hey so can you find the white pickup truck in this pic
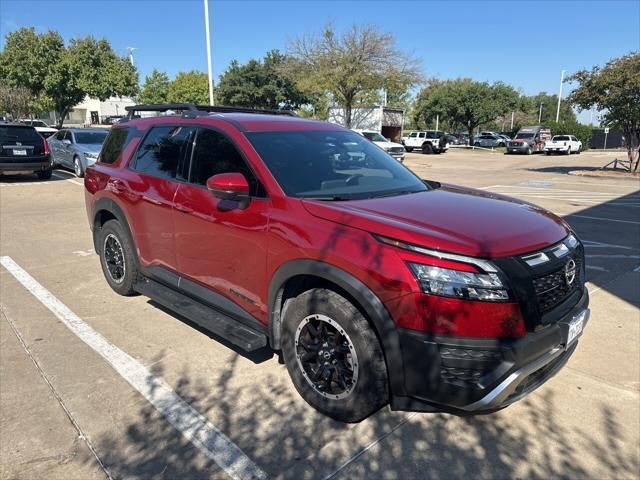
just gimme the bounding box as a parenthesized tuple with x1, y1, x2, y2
(401, 130, 448, 154)
(544, 135, 582, 155)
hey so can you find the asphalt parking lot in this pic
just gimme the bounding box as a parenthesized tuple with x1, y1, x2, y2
(1, 148, 638, 479)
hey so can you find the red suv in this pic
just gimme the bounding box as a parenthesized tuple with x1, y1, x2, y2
(84, 104, 589, 422)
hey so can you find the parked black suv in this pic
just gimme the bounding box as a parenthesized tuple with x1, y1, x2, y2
(0, 124, 52, 179)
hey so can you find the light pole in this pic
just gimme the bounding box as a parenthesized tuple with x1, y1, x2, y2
(510, 111, 514, 130)
(203, 0, 214, 105)
(555, 70, 565, 123)
(538, 103, 543, 123)
(126, 47, 137, 66)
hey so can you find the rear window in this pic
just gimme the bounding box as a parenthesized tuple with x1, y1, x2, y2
(99, 127, 136, 165)
(75, 130, 108, 145)
(554, 135, 570, 141)
(0, 126, 42, 143)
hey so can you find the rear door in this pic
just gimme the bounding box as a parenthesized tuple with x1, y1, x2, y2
(172, 126, 270, 320)
(124, 125, 196, 272)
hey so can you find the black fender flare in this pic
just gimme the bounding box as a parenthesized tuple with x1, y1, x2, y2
(92, 198, 136, 254)
(268, 259, 407, 396)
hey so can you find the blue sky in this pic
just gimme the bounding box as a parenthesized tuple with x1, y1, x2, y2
(1, 0, 639, 123)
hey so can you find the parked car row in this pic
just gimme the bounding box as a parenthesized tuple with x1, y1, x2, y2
(0, 121, 110, 180)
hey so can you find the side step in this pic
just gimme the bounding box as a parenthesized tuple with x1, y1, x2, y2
(134, 278, 268, 351)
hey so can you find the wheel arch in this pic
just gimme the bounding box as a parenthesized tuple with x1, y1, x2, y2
(92, 198, 136, 254)
(268, 259, 406, 396)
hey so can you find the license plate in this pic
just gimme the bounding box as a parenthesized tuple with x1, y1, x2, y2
(567, 312, 585, 346)
(13, 149, 27, 156)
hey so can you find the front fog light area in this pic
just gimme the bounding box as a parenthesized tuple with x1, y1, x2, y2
(408, 263, 509, 301)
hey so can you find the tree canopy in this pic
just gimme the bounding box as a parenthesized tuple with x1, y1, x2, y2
(217, 50, 308, 109)
(139, 69, 171, 104)
(0, 27, 138, 127)
(283, 23, 422, 127)
(414, 79, 520, 139)
(567, 52, 640, 170)
(166, 70, 210, 105)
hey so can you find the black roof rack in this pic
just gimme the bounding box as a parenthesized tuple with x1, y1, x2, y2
(124, 103, 296, 120)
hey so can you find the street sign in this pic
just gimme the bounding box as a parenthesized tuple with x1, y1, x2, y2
(604, 127, 610, 134)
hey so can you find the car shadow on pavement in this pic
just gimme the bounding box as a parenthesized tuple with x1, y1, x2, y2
(562, 190, 640, 308)
(77, 354, 638, 480)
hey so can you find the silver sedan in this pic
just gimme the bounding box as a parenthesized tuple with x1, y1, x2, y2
(48, 128, 109, 177)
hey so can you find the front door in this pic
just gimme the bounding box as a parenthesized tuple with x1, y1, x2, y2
(173, 126, 270, 321)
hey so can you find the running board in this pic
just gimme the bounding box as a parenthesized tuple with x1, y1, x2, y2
(134, 278, 268, 351)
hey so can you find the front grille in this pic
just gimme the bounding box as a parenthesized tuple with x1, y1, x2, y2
(533, 257, 582, 313)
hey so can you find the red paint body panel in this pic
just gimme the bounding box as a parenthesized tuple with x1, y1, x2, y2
(84, 115, 575, 339)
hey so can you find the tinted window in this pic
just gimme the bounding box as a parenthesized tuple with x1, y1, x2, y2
(0, 126, 42, 142)
(74, 130, 108, 144)
(100, 127, 137, 165)
(54, 130, 66, 140)
(132, 126, 194, 179)
(554, 136, 570, 141)
(246, 131, 428, 200)
(189, 128, 264, 196)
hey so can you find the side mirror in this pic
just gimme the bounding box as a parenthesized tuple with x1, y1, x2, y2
(206, 172, 250, 209)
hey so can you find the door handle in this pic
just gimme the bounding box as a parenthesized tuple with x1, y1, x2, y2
(175, 203, 193, 214)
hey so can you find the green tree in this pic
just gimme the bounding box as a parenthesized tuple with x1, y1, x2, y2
(522, 92, 577, 125)
(139, 69, 170, 104)
(283, 23, 422, 128)
(217, 50, 308, 109)
(0, 85, 32, 118)
(167, 70, 210, 104)
(567, 52, 640, 171)
(0, 28, 138, 127)
(414, 79, 520, 142)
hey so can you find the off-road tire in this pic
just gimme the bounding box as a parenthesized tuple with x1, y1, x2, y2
(281, 288, 388, 422)
(405, 147, 413, 152)
(422, 143, 433, 154)
(98, 219, 141, 296)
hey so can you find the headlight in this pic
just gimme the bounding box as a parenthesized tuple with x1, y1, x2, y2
(85, 152, 98, 159)
(408, 263, 510, 301)
(384, 147, 392, 152)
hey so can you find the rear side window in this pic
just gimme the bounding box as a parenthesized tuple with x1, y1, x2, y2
(0, 126, 42, 143)
(189, 128, 265, 197)
(131, 126, 195, 179)
(100, 127, 136, 165)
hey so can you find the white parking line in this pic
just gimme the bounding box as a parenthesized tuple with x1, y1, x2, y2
(0, 256, 267, 480)
(52, 172, 84, 186)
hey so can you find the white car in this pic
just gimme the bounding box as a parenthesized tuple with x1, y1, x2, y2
(401, 130, 449, 154)
(19, 119, 58, 139)
(544, 135, 582, 155)
(353, 130, 405, 162)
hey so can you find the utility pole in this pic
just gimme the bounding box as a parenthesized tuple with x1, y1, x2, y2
(538, 103, 543, 123)
(555, 70, 565, 123)
(435, 114, 439, 132)
(203, 0, 215, 105)
(510, 111, 514, 130)
(126, 47, 137, 66)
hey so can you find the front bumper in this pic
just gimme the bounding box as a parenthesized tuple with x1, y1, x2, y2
(391, 290, 589, 413)
(545, 146, 569, 153)
(506, 144, 531, 153)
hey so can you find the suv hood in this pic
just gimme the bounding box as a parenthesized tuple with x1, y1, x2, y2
(301, 184, 569, 258)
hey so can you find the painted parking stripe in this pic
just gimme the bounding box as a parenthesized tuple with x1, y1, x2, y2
(0, 256, 267, 480)
(52, 171, 84, 186)
(568, 214, 640, 225)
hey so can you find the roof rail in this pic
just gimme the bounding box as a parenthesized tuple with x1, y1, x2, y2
(123, 103, 296, 120)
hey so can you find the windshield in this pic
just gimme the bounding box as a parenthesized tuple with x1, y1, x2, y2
(246, 131, 429, 200)
(362, 131, 387, 142)
(515, 133, 534, 139)
(553, 135, 570, 141)
(74, 131, 108, 144)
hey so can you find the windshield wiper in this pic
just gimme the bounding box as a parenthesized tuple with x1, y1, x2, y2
(368, 190, 423, 199)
